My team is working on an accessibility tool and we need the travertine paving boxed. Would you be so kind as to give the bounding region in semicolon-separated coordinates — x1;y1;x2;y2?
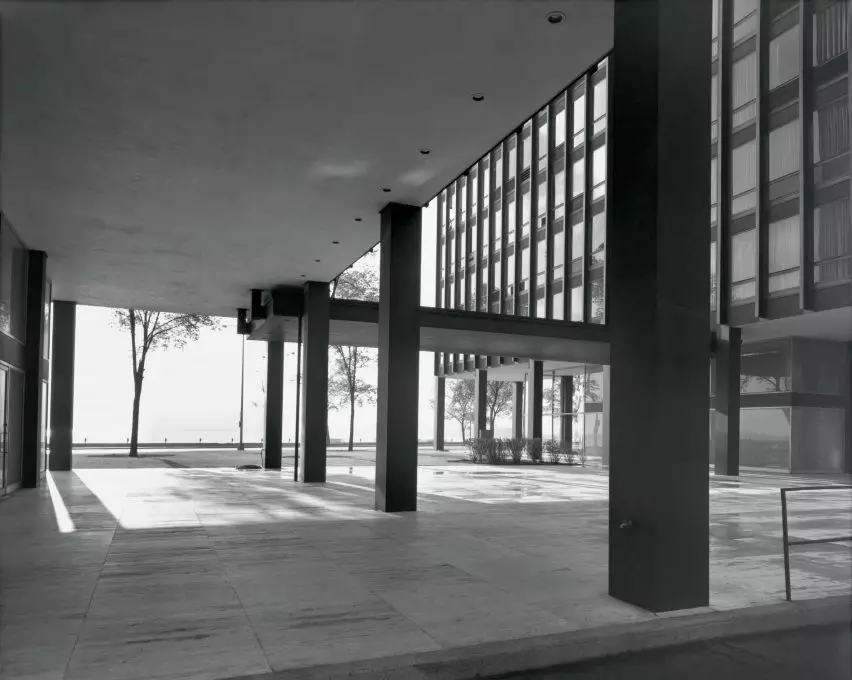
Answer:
1;450;849;680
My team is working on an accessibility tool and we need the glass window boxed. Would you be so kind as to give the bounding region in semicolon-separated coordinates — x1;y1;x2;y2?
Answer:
711;74;719;123
768;214;801;292
769;119;801;180
591;212;606;266
507;195;516;240
589;279;605;322
814;198;852;282
538;179;547;221
538;117;548;160
732;52;757;125
470;172;478;210
593;78;607;134
0;225;28;340
740;408;791;469
573;91;585;147
732;140;757;213
555;98;566;148
712;0;719;40
494;253;502;291
572;159;585;197
482;160;490;202
791;407;846;472
537;237;547;276
494;203;503;247
553;291;564;320
554;170;565;209
571;286;583;322
742;341;791;393
814;1;848;66
710;156;719;224
521;245;530;284
521;186;531;234
496;149;504;183
732;229;756;300
572;221;584;265
733;0;758;24
710;240;718;309
792;338;848;395
592;145;606;199
554;230;565;274
508;137;517;179
814;97;849;163
769;24;800;89
522;123;532;169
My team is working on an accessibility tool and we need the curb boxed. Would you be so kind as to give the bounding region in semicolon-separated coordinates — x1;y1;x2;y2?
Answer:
230;595;852;680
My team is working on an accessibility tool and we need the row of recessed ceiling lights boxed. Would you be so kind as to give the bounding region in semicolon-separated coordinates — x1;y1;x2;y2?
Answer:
301;12;564;279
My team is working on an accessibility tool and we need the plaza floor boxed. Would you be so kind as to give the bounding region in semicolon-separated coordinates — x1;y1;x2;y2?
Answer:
1;449;850;680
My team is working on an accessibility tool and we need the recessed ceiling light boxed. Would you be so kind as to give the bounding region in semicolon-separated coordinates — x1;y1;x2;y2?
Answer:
332;240;340;244
419;148;431;155
300;274;306;278
315;259;321;263
546;11;565;24
354;217;362;222
381;187;391;193
472;93;485;102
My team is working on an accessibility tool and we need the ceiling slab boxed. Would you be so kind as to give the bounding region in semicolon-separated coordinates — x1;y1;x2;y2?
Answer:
0;0;613;315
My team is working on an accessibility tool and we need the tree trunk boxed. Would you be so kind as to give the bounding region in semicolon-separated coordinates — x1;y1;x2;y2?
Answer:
348;392;355;452
129;373;142;457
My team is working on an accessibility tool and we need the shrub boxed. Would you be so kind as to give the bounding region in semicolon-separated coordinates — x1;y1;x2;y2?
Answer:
526;437;543;464
561;441;576;465
578;447;587;467
544;439;562;464
484;438;502;465
467;437;490;464
506;437;525;464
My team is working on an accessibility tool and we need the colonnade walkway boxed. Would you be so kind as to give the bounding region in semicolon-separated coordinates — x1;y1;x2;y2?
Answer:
1;452;849;680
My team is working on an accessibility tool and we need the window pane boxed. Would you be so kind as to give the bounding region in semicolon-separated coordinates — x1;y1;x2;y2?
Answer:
733;52;757;110
732;140;757;195
710;156;718;209
572;159;585;197
591;212;606;266
572;221;584;264
710;241;718;309
593;78;607;134
538;118;548;159
554;170;565;208
555;99;566;148
537;237;547;276
592;145;606;197
522;124;532;169
769;214;801;273
538;179;547;220
814;97;849;162
742;342;791;392
573;93;585;136
814;1;848;66
740;407;790;469
508;138;516;179
768;120;801;180
571;286;583;322
711;74;719;122
521;187;531;234
814;198;852;282
769;24;800;89
554;230;565;270
734;0;758;24
553;291;564;320
732;229;756;282
589;279;605;322
769;270;800;292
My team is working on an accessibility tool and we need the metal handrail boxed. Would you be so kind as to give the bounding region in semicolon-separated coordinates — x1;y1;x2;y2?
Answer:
781;485;852;601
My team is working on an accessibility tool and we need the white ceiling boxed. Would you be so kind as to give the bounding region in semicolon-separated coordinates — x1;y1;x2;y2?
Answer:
0;0;613;316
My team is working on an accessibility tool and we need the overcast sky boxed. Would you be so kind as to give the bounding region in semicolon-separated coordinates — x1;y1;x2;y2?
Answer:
73;201;440;445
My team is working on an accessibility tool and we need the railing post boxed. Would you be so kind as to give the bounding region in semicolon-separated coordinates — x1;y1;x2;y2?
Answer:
781;488;791;601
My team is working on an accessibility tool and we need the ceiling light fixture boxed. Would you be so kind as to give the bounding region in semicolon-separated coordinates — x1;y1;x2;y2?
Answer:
315;259;321;263
419;149;431;155
381;187;391;192
332;240;340;244
472;93;485;102
354;217;362;222
546;11;565;24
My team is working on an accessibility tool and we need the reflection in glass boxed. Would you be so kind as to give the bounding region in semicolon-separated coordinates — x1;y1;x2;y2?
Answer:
769;24;800;89
768;119;800;180
740;407;790;469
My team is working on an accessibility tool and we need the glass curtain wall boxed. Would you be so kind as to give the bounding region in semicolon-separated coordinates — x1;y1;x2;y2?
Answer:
434;57;609;342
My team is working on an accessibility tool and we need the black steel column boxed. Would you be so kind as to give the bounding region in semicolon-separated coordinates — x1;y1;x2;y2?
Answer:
609;0;711;611
49;301;76;472
375;203;421;512
601;366;611;466
22;251;47;488
712;326;741;476
845;343;852;474
526;361;543;440
301;281;329;483
263;340;283;470
559;375;572;442
433;376;445;451
511;381;524;439
474;369;487;437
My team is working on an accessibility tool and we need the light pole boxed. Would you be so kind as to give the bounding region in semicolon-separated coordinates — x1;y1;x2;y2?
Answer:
238;335;245;451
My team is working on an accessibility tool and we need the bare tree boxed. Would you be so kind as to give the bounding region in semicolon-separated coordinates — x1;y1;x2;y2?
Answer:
329;249;380;450
485;381;513;431
447;380;475;444
114;310;221;457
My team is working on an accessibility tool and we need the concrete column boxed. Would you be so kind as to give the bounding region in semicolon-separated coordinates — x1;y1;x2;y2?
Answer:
526;361;543;441
433;376;445;451
559;375;572;443
263;340;283;470
49;301;76;472
601;366;611;466
375;203;421;512
22;251;47;488
712;326;741;476
511;381;524;439
609;0;711;611
474;369;487;438
301;281;330;483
